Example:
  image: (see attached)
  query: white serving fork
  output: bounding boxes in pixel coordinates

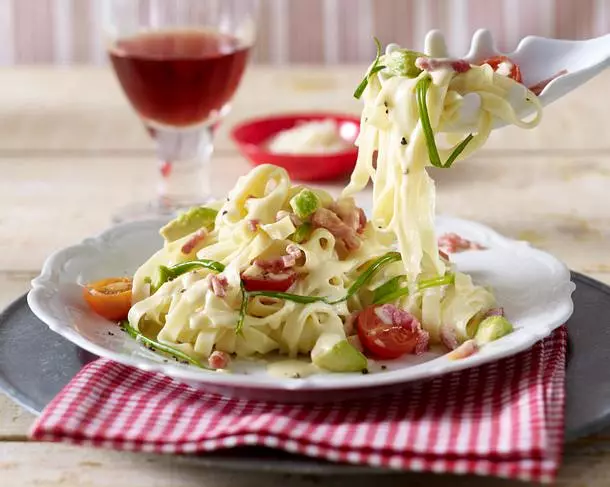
[416,29,610,131]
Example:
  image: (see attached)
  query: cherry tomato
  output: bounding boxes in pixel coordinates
[480,55,522,83]
[241,271,296,293]
[356,305,420,359]
[83,277,133,321]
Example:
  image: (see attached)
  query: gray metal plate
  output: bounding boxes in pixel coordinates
[0,272,609,474]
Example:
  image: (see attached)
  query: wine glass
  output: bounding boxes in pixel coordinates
[103,0,258,222]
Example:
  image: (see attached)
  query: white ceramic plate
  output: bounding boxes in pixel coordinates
[28,217,574,401]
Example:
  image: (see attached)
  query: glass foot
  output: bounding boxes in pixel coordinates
[111,197,215,224]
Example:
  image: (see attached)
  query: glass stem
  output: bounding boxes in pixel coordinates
[151,125,214,212]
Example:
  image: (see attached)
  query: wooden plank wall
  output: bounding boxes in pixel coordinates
[0,0,608,65]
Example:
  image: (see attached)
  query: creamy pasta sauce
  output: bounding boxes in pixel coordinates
[127,38,542,372]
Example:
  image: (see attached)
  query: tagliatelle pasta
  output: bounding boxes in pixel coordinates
[129,165,390,360]
[345,48,542,285]
[124,39,542,373]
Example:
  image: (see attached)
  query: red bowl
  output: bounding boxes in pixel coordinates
[231,112,360,181]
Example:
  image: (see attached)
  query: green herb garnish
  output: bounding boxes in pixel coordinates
[235,251,401,333]
[253,251,400,306]
[165,259,225,275]
[248,291,327,305]
[372,275,407,303]
[416,75,474,168]
[120,320,208,369]
[336,251,402,304]
[150,259,225,294]
[372,273,455,305]
[235,251,455,333]
[354,38,386,99]
[235,282,248,336]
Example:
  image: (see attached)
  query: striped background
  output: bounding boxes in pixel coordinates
[0,0,608,65]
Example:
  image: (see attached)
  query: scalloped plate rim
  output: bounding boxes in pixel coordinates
[27,216,575,392]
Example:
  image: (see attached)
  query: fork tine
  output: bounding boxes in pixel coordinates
[464,29,497,63]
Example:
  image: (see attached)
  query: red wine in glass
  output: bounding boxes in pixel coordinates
[109,29,250,127]
[104,0,258,222]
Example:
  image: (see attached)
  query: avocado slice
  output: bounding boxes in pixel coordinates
[290,189,320,220]
[382,49,424,78]
[474,315,514,346]
[290,222,313,243]
[311,333,368,372]
[149,265,172,294]
[160,207,218,243]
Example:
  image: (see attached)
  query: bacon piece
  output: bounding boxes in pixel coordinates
[282,244,304,268]
[332,199,358,231]
[247,219,260,232]
[254,245,302,274]
[416,57,471,73]
[209,275,228,298]
[253,257,286,274]
[356,208,367,234]
[181,229,207,255]
[414,329,430,355]
[438,232,485,254]
[447,340,478,360]
[276,210,302,226]
[392,307,420,333]
[285,244,303,258]
[208,351,231,369]
[440,324,460,351]
[376,304,421,333]
[311,208,361,251]
[331,198,368,234]
[343,312,359,336]
[281,254,296,268]
[485,307,504,317]
[374,304,429,354]
[528,69,568,96]
[451,59,471,73]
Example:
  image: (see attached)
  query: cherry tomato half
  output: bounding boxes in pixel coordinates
[480,55,522,83]
[83,277,133,321]
[356,305,420,359]
[241,271,296,293]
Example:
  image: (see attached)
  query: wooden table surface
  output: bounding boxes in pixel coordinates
[1,66,609,486]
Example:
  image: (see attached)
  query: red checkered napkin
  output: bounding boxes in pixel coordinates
[30,327,567,483]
